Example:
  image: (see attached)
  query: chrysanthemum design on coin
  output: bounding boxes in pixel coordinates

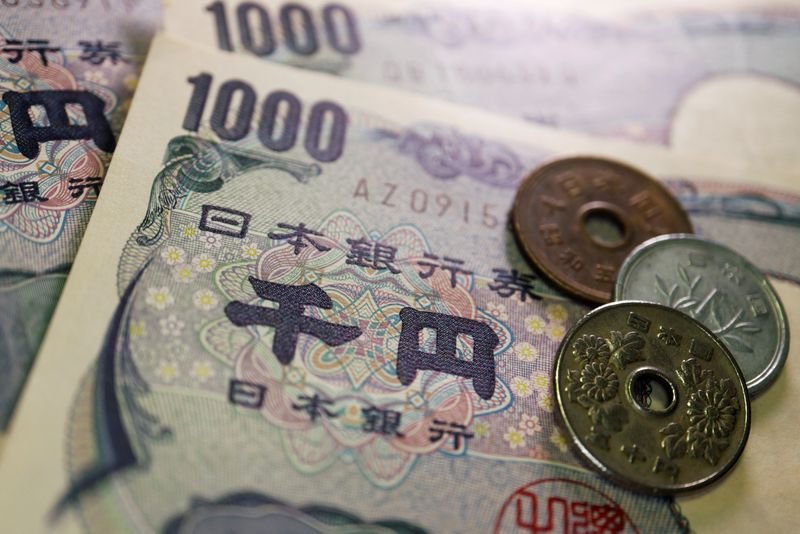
[554,301,750,495]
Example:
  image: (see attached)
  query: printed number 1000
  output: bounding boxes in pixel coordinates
[183,73,348,163]
[206,1,361,57]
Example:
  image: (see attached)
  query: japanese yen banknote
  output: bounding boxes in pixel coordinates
[0,0,160,430]
[1,33,798,532]
[164,0,800,149]
[2,0,798,444]
[162,2,800,528]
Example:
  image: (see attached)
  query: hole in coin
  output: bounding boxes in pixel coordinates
[629,369,677,414]
[582,208,626,247]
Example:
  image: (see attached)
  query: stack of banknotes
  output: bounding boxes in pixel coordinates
[0,0,798,532]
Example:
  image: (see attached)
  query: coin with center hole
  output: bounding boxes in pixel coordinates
[615,234,789,396]
[554,301,750,495]
[512,157,692,303]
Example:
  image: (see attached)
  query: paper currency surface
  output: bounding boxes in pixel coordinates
[0,0,160,430]
[2,0,797,440]
[1,33,798,532]
[162,4,800,527]
[164,0,800,147]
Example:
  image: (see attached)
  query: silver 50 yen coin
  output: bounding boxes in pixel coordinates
[554,301,750,495]
[614,234,789,396]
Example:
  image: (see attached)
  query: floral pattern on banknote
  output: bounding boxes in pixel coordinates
[124,206,519,487]
[62,122,594,520]
[120,195,589,487]
[0,34,136,242]
[0,29,142,429]
[209,214,517,485]
[468,299,582,462]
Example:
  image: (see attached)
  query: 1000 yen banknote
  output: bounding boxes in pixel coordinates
[164,0,800,148]
[165,5,800,525]
[0,0,159,430]
[3,33,797,532]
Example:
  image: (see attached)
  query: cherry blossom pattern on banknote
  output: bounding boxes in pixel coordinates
[467,297,591,464]
[124,210,588,488]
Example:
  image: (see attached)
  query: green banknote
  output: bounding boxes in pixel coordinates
[2,33,797,532]
[0,0,160,430]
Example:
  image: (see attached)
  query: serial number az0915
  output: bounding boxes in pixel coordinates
[353,178,504,229]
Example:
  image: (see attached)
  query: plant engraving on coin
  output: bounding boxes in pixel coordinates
[565,332,641,451]
[676,358,711,388]
[656,264,761,353]
[608,331,646,369]
[659,359,740,466]
[572,334,610,363]
[581,361,619,402]
[617,234,789,395]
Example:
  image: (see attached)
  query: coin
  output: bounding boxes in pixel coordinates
[512,157,692,303]
[615,234,789,396]
[553,301,750,495]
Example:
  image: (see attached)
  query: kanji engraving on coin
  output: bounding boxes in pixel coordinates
[554,302,750,495]
[513,157,692,302]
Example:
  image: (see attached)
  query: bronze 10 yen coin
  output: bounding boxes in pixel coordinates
[553,301,750,495]
[512,157,692,303]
